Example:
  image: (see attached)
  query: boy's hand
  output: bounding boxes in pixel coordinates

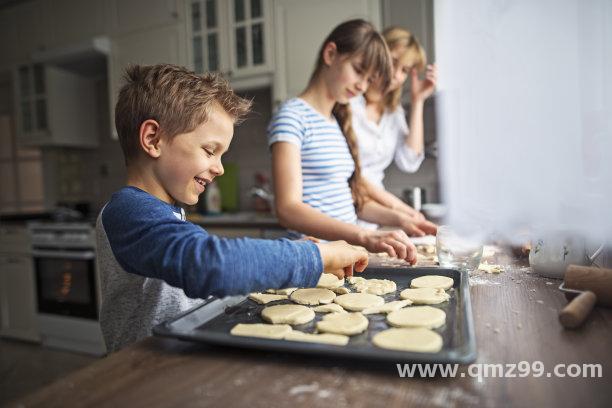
[315,241,369,279]
[358,230,418,264]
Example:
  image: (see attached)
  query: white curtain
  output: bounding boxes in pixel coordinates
[434,0,612,242]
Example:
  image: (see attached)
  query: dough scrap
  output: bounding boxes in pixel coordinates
[313,303,346,314]
[230,323,292,339]
[334,293,385,311]
[387,306,446,329]
[361,300,412,315]
[373,328,443,353]
[478,261,504,274]
[400,287,450,305]
[290,288,336,305]
[350,278,396,295]
[316,312,368,335]
[332,286,351,295]
[410,275,454,290]
[261,304,315,325]
[266,287,298,295]
[347,276,367,285]
[248,293,288,304]
[317,273,345,289]
[284,330,349,346]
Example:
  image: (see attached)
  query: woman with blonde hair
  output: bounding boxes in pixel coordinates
[350,27,438,234]
[268,19,423,262]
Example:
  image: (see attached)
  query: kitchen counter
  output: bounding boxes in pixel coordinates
[187,211,283,229]
[13,250,612,407]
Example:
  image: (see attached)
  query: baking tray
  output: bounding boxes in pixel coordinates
[153,267,477,364]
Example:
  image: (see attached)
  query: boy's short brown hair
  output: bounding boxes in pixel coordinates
[115,64,252,165]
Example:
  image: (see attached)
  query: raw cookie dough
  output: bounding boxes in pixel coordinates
[334,293,385,311]
[350,278,396,295]
[410,275,454,290]
[284,330,349,346]
[361,300,412,315]
[266,287,298,295]
[400,287,450,305]
[230,323,292,339]
[316,312,368,335]
[290,288,336,305]
[261,304,315,325]
[313,303,346,314]
[387,306,446,329]
[248,293,288,304]
[317,273,345,289]
[332,287,351,295]
[478,261,504,274]
[373,328,443,353]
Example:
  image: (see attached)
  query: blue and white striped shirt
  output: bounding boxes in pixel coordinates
[268,98,357,225]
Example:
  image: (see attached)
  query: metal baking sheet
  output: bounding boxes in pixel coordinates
[153,267,477,364]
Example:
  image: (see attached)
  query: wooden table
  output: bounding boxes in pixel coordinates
[13,249,612,407]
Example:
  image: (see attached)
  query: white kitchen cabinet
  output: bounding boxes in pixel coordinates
[109,0,183,35]
[272,0,381,104]
[108,23,188,139]
[187,0,274,88]
[13,63,98,148]
[42,0,110,49]
[0,226,39,342]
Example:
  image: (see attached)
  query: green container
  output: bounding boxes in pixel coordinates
[216,162,239,212]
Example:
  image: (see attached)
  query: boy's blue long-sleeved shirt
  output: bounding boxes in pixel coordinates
[96,186,322,351]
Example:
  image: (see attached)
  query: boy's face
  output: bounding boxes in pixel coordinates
[154,105,234,205]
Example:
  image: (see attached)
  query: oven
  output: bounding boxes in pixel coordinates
[28,222,106,355]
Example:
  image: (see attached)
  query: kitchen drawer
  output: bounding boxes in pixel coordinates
[0,225,30,254]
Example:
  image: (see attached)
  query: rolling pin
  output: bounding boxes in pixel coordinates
[558,265,612,329]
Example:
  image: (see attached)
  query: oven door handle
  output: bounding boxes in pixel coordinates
[31,250,96,260]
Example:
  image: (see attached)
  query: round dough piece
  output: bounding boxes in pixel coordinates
[372,328,443,353]
[410,275,454,290]
[334,293,384,311]
[317,273,344,289]
[400,287,450,305]
[284,330,349,346]
[230,323,292,339]
[266,287,298,295]
[351,278,397,295]
[316,312,368,335]
[313,303,346,314]
[290,288,336,305]
[387,306,446,329]
[261,304,315,325]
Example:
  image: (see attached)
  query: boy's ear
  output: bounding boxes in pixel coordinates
[322,42,338,66]
[139,119,163,158]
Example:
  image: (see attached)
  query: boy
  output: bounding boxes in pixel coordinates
[97,64,368,352]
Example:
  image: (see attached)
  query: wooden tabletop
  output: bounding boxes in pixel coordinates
[13,248,612,408]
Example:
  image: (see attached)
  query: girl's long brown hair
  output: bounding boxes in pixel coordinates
[309,19,392,212]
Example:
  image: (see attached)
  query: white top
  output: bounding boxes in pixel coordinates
[268,98,357,225]
[350,95,424,187]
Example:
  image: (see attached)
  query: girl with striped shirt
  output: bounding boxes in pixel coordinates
[268,19,420,262]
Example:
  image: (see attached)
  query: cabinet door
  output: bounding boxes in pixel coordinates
[0,255,40,342]
[43,0,109,48]
[273,0,381,103]
[108,24,188,138]
[109,0,182,35]
[187,0,227,74]
[227,0,274,78]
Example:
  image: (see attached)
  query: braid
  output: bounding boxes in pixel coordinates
[333,103,369,212]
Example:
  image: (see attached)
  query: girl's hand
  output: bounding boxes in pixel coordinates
[399,214,438,237]
[358,230,417,264]
[410,64,437,102]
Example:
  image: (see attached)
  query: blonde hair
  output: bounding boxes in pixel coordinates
[382,27,427,111]
[310,19,392,211]
[115,64,252,165]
